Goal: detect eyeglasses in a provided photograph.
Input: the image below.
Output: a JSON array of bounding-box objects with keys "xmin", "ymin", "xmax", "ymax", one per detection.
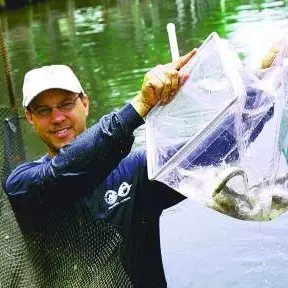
[{"xmin": 30, "ymin": 96, "xmax": 81, "ymax": 118}]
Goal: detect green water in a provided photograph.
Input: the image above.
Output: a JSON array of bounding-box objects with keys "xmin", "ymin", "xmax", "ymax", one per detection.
[{"xmin": 1, "ymin": 0, "xmax": 288, "ymax": 287}]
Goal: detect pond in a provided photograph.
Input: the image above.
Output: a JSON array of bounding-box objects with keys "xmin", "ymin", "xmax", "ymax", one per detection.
[{"xmin": 1, "ymin": 0, "xmax": 288, "ymax": 287}]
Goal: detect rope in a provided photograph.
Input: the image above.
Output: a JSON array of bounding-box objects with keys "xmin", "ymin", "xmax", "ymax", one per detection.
[{"xmin": 0, "ymin": 11, "xmax": 17, "ymax": 113}]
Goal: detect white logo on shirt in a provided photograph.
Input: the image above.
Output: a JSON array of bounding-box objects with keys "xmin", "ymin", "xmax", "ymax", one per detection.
[
  {"xmin": 104, "ymin": 182, "xmax": 132, "ymax": 209},
  {"xmin": 104, "ymin": 190, "xmax": 118, "ymax": 205}
]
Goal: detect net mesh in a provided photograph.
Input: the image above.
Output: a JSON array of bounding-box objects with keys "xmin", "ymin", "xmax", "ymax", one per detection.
[{"xmin": 0, "ymin": 108, "xmax": 133, "ymax": 287}]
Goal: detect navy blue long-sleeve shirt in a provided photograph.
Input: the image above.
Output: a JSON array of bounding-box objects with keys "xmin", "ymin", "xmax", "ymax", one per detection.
[
  {"xmin": 6, "ymin": 103, "xmax": 185, "ymax": 288},
  {"xmin": 5, "ymin": 85, "xmax": 274, "ymax": 287}
]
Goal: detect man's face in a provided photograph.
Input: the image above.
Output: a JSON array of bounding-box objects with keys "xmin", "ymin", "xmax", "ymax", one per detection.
[{"xmin": 25, "ymin": 88, "xmax": 89, "ymax": 157}]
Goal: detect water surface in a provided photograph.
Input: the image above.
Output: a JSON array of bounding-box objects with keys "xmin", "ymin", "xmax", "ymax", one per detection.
[{"xmin": 1, "ymin": 0, "xmax": 288, "ymax": 287}]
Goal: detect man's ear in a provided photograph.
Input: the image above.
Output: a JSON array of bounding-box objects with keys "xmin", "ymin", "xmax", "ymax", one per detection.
[
  {"xmin": 25, "ymin": 109, "xmax": 34, "ymax": 127},
  {"xmin": 81, "ymin": 95, "xmax": 89, "ymax": 117}
]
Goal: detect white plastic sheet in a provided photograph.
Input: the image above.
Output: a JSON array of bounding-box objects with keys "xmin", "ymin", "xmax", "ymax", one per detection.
[{"xmin": 145, "ymin": 32, "xmax": 288, "ymax": 221}]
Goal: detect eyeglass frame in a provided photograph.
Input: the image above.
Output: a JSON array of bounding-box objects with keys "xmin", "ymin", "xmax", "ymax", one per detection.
[{"xmin": 27, "ymin": 93, "xmax": 84, "ymax": 118}]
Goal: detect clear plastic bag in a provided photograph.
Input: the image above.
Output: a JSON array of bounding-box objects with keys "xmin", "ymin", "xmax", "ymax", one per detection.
[{"xmin": 145, "ymin": 32, "xmax": 288, "ymax": 221}]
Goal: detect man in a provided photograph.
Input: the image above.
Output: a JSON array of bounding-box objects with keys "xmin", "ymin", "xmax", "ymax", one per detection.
[
  {"xmin": 4, "ymin": 40, "xmax": 283, "ymax": 287},
  {"xmin": 5, "ymin": 50, "xmax": 197, "ymax": 288}
]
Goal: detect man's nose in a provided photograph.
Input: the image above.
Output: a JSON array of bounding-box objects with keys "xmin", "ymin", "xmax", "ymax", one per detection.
[{"xmin": 50, "ymin": 107, "xmax": 66, "ymax": 122}]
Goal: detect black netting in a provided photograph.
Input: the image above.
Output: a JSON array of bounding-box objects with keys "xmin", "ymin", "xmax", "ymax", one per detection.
[
  {"xmin": 0, "ymin": 107, "xmax": 133, "ymax": 287},
  {"xmin": 1, "ymin": 116, "xmax": 26, "ymax": 190}
]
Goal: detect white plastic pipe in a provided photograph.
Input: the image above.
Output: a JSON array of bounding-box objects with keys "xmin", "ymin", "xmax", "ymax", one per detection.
[{"xmin": 166, "ymin": 23, "xmax": 180, "ymax": 61}]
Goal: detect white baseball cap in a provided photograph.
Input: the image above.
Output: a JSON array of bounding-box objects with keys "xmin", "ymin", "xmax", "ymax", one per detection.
[{"xmin": 22, "ymin": 64, "xmax": 85, "ymax": 107}]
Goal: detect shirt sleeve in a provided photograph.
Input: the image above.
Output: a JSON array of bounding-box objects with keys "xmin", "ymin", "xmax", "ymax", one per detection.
[
  {"xmin": 119, "ymin": 149, "xmax": 186, "ymax": 217},
  {"xmin": 5, "ymin": 103, "xmax": 144, "ymax": 207}
]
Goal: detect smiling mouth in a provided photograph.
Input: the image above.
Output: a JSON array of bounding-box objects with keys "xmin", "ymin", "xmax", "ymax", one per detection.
[{"xmin": 51, "ymin": 127, "xmax": 71, "ymax": 138}]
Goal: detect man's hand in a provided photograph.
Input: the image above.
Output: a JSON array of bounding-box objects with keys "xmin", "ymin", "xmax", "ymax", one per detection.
[
  {"xmin": 131, "ymin": 48, "xmax": 197, "ymax": 117},
  {"xmin": 260, "ymin": 40, "xmax": 281, "ymax": 69}
]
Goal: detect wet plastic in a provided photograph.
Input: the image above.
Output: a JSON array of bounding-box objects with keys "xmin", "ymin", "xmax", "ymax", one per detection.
[
  {"xmin": 145, "ymin": 32, "xmax": 288, "ymax": 221},
  {"xmin": 146, "ymin": 32, "xmax": 245, "ymax": 197}
]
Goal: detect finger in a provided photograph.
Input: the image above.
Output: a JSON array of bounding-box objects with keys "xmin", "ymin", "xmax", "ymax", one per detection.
[
  {"xmin": 173, "ymin": 48, "xmax": 197, "ymax": 71},
  {"xmin": 179, "ymin": 72, "xmax": 189, "ymax": 86},
  {"xmin": 170, "ymin": 71, "xmax": 180, "ymax": 94},
  {"xmin": 166, "ymin": 91, "xmax": 177, "ymax": 104},
  {"xmin": 159, "ymin": 66, "xmax": 180, "ymax": 103},
  {"xmin": 145, "ymin": 76, "xmax": 164, "ymax": 100},
  {"xmin": 260, "ymin": 46, "xmax": 279, "ymax": 69},
  {"xmin": 160, "ymin": 64, "xmax": 180, "ymax": 93},
  {"xmin": 145, "ymin": 66, "xmax": 168, "ymax": 99},
  {"xmin": 260, "ymin": 37, "xmax": 282, "ymax": 69},
  {"xmin": 159, "ymin": 77, "xmax": 172, "ymax": 104}
]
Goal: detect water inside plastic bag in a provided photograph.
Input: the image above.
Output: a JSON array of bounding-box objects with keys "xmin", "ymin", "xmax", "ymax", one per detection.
[{"xmin": 145, "ymin": 32, "xmax": 288, "ymax": 221}]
